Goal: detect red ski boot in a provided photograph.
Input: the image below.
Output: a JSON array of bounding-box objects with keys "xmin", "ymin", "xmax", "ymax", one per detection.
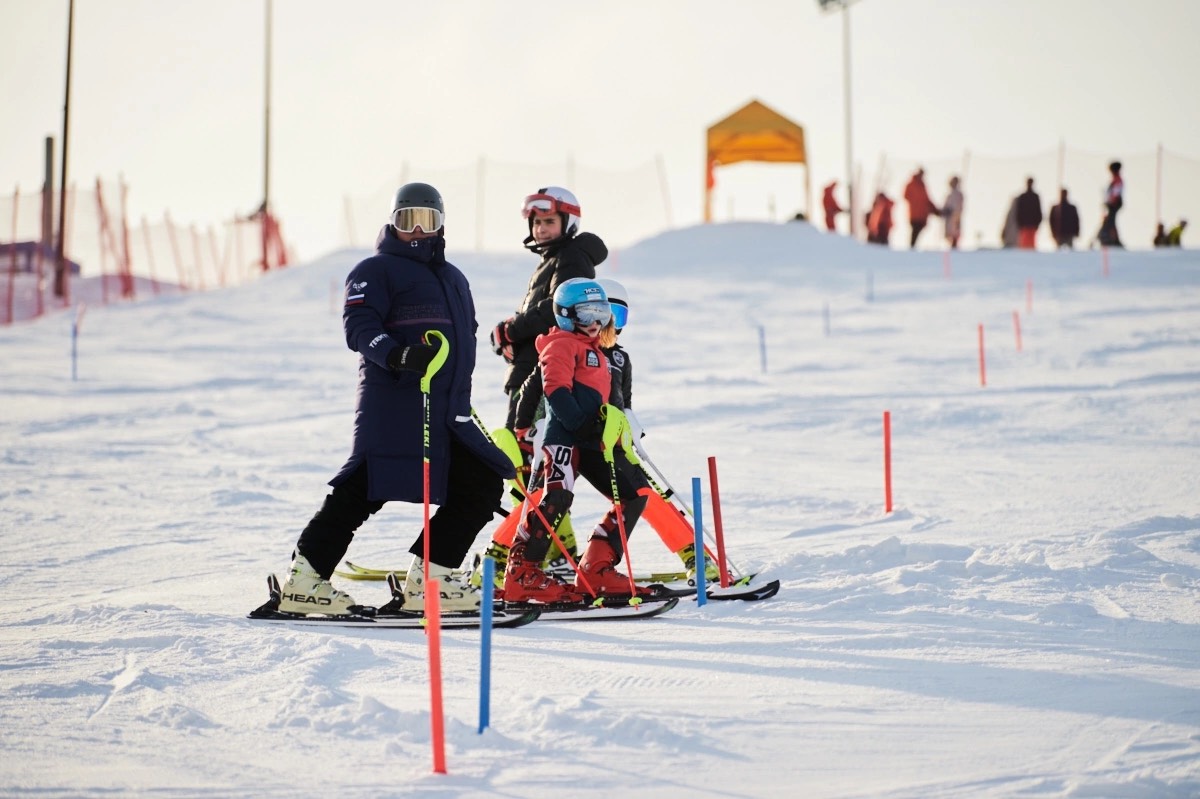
[
  {"xmin": 574, "ymin": 536, "xmax": 653, "ymax": 599},
  {"xmin": 503, "ymin": 543, "xmax": 584, "ymax": 604}
]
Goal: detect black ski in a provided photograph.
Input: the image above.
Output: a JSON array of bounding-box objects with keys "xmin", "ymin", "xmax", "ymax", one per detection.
[
  {"xmin": 503, "ymin": 596, "xmax": 680, "ymax": 622},
  {"xmin": 640, "ymin": 578, "xmax": 781, "ymax": 602},
  {"xmin": 246, "ymin": 575, "xmax": 540, "ymax": 629}
]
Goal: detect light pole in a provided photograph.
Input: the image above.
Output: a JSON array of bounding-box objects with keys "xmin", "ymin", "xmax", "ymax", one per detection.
[
  {"xmin": 55, "ymin": 0, "xmax": 76, "ymax": 299},
  {"xmin": 261, "ymin": 0, "xmax": 272, "ymax": 271},
  {"xmin": 817, "ymin": 0, "xmax": 859, "ymax": 237}
]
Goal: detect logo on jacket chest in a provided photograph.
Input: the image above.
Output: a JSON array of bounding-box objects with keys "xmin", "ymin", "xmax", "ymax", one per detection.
[{"xmin": 585, "ymin": 351, "xmax": 601, "ymax": 368}]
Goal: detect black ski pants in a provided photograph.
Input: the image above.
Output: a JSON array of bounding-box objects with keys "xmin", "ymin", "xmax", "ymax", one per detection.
[{"xmin": 295, "ymin": 438, "xmax": 503, "ymax": 579}]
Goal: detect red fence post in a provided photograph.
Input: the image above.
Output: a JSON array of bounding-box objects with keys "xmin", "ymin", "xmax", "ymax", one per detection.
[
  {"xmin": 978, "ymin": 324, "xmax": 987, "ymax": 387},
  {"xmin": 883, "ymin": 411, "xmax": 893, "ymax": 514},
  {"xmin": 6, "ymin": 185, "xmax": 18, "ymax": 324}
]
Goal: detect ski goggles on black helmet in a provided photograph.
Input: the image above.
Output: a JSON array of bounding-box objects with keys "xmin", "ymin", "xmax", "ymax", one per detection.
[
  {"xmin": 564, "ymin": 300, "xmax": 612, "ymax": 327},
  {"xmin": 522, "ymin": 193, "xmax": 581, "ymax": 219},
  {"xmin": 391, "ymin": 206, "xmax": 444, "ymax": 233}
]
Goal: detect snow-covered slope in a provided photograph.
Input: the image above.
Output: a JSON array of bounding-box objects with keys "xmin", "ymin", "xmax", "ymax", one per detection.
[{"xmin": 2, "ymin": 222, "xmax": 1198, "ymax": 798}]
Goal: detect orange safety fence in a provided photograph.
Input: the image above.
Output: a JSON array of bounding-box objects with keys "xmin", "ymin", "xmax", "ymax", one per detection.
[{"xmin": 2, "ymin": 177, "xmax": 291, "ymax": 325}]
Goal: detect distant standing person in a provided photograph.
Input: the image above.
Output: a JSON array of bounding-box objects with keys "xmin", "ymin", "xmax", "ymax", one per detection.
[
  {"xmin": 1153, "ymin": 223, "xmax": 1170, "ymax": 247},
  {"xmin": 941, "ymin": 175, "xmax": 964, "ymax": 249},
  {"xmin": 1048, "ymin": 188, "xmax": 1081, "ymax": 250},
  {"xmin": 1001, "ymin": 197, "xmax": 1019, "ymax": 248},
  {"xmin": 1014, "ymin": 177, "xmax": 1043, "ymax": 249},
  {"xmin": 866, "ymin": 192, "xmax": 894, "ymax": 246},
  {"xmin": 821, "ymin": 180, "xmax": 844, "ymax": 232},
  {"xmin": 1167, "ymin": 219, "xmax": 1187, "ymax": 247},
  {"xmin": 903, "ymin": 168, "xmax": 939, "ymax": 248},
  {"xmin": 1098, "ymin": 161, "xmax": 1124, "ymax": 248}
]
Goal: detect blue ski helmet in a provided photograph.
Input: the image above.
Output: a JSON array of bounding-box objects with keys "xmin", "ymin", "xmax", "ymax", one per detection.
[
  {"xmin": 596, "ymin": 278, "xmax": 629, "ymax": 332},
  {"xmin": 552, "ymin": 278, "xmax": 610, "ymax": 331}
]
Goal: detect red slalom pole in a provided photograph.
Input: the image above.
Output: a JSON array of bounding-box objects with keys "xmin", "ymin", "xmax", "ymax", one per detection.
[
  {"xmin": 883, "ymin": 411, "xmax": 893, "ymax": 514},
  {"xmin": 706, "ymin": 456, "xmax": 731, "ymax": 588},
  {"xmin": 977, "ymin": 324, "xmax": 987, "ymax": 387},
  {"xmin": 420, "ymin": 332, "xmax": 449, "ymax": 775},
  {"xmin": 1012, "ymin": 310, "xmax": 1023, "ymax": 352}
]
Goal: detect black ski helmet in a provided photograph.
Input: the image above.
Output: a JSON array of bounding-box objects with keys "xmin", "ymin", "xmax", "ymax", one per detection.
[{"xmin": 392, "ymin": 182, "xmax": 444, "ymax": 216}]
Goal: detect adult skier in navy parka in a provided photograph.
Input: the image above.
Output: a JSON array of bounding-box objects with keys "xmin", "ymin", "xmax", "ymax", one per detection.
[{"xmin": 277, "ymin": 182, "xmax": 515, "ymax": 617}]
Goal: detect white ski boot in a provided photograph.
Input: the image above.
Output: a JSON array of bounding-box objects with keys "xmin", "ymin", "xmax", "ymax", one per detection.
[
  {"xmin": 278, "ymin": 554, "xmax": 357, "ymax": 616},
  {"xmin": 404, "ymin": 556, "xmax": 482, "ymax": 612}
]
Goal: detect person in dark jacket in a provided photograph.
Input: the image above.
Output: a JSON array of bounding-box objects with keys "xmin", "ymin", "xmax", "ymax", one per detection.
[
  {"xmin": 277, "ymin": 182, "xmax": 515, "ymax": 617},
  {"xmin": 490, "ymin": 187, "xmax": 607, "ymax": 431},
  {"xmin": 1048, "ymin": 188, "xmax": 1081, "ymax": 249},
  {"xmin": 1098, "ymin": 161, "xmax": 1124, "ymax": 248},
  {"xmin": 1015, "ymin": 177, "xmax": 1043, "ymax": 249},
  {"xmin": 1153, "ymin": 223, "xmax": 1170, "ymax": 247}
]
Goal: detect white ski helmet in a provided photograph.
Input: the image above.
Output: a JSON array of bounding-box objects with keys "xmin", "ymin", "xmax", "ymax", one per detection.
[
  {"xmin": 522, "ymin": 186, "xmax": 581, "ymax": 238},
  {"xmin": 596, "ymin": 278, "xmax": 629, "ymax": 332}
]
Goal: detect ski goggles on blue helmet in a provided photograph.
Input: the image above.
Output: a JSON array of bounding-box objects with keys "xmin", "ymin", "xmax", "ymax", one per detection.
[
  {"xmin": 564, "ymin": 300, "xmax": 612, "ymax": 327},
  {"xmin": 391, "ymin": 206, "xmax": 445, "ymax": 233}
]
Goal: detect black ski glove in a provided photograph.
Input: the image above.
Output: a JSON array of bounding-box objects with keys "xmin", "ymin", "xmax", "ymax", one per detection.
[
  {"xmin": 387, "ymin": 338, "xmax": 441, "ymax": 375},
  {"xmin": 490, "ymin": 318, "xmax": 515, "ymax": 362},
  {"xmin": 577, "ymin": 409, "xmax": 606, "ymax": 442}
]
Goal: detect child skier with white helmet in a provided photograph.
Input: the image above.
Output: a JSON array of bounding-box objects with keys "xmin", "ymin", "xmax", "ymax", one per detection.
[
  {"xmin": 596, "ymin": 278, "xmax": 721, "ymax": 585},
  {"xmin": 476, "ymin": 277, "xmax": 720, "ymax": 591},
  {"xmin": 503, "ymin": 278, "xmax": 652, "ymax": 603}
]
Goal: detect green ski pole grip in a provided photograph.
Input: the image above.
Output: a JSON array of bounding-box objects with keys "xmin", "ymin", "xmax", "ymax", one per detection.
[{"xmin": 420, "ymin": 330, "xmax": 450, "ymax": 393}]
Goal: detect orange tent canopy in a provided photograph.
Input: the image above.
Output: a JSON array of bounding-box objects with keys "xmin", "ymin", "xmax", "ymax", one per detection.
[{"xmin": 705, "ymin": 99, "xmax": 810, "ymax": 222}]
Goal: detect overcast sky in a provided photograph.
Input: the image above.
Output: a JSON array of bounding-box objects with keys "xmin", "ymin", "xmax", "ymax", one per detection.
[{"xmin": 3, "ymin": 0, "xmax": 1196, "ymax": 259}]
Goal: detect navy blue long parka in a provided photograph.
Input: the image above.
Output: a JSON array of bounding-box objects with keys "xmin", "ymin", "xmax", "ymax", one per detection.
[{"xmin": 329, "ymin": 226, "xmax": 514, "ymax": 502}]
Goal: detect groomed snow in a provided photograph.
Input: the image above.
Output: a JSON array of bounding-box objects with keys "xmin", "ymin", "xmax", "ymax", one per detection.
[{"xmin": 1, "ymin": 222, "xmax": 1198, "ymax": 798}]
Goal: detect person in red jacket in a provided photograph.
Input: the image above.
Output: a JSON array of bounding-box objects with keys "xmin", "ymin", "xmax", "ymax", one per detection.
[
  {"xmin": 903, "ymin": 168, "xmax": 939, "ymax": 248},
  {"xmin": 867, "ymin": 192, "xmax": 894, "ymax": 245},
  {"xmin": 503, "ymin": 278, "xmax": 651, "ymax": 604},
  {"xmin": 1014, "ymin": 177, "xmax": 1043, "ymax": 249},
  {"xmin": 822, "ymin": 181, "xmax": 844, "ymax": 232}
]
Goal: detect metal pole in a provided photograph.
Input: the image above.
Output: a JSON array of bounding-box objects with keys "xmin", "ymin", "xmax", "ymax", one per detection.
[
  {"xmin": 842, "ymin": 4, "xmax": 855, "ymax": 238},
  {"xmin": 55, "ymin": 0, "xmax": 75, "ymax": 299},
  {"xmin": 1156, "ymin": 142, "xmax": 1163, "ymax": 224},
  {"xmin": 262, "ymin": 0, "xmax": 272, "ymax": 271}
]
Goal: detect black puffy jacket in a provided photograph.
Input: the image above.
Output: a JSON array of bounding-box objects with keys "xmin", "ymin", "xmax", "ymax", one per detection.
[{"xmin": 500, "ymin": 232, "xmax": 607, "ymax": 395}]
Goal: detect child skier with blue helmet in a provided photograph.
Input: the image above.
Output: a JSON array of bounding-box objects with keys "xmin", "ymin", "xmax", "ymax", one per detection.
[{"xmin": 503, "ymin": 278, "xmax": 652, "ymax": 603}]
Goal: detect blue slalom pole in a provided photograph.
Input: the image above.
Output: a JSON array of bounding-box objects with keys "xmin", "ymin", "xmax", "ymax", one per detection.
[
  {"xmin": 477, "ymin": 556, "xmax": 494, "ymax": 734},
  {"xmin": 71, "ymin": 302, "xmax": 86, "ymax": 381},
  {"xmin": 757, "ymin": 324, "xmax": 767, "ymax": 373},
  {"xmin": 692, "ymin": 477, "xmax": 707, "ymax": 607}
]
